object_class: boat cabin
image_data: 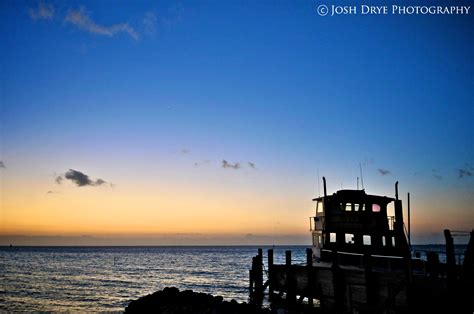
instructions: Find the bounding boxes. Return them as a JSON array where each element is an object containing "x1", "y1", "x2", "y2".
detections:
[{"x1": 310, "y1": 178, "x2": 410, "y2": 265}]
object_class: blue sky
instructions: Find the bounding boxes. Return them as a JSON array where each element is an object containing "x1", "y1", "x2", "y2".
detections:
[{"x1": 1, "y1": 0, "x2": 473, "y2": 244}]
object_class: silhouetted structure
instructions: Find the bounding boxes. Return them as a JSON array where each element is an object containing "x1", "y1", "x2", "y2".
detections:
[{"x1": 250, "y1": 178, "x2": 474, "y2": 313}]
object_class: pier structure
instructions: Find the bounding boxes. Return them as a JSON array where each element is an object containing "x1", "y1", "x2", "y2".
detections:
[{"x1": 249, "y1": 178, "x2": 474, "y2": 313}]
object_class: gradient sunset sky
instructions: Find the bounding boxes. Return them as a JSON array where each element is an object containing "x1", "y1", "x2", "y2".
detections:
[{"x1": 1, "y1": 0, "x2": 473, "y2": 245}]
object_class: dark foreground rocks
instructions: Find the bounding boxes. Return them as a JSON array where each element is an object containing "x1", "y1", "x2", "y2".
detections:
[{"x1": 125, "y1": 287, "x2": 272, "y2": 314}]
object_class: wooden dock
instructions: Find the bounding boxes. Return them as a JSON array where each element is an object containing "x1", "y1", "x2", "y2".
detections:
[{"x1": 249, "y1": 248, "x2": 422, "y2": 313}]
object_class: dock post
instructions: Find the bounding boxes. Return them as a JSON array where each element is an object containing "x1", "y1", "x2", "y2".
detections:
[
  {"x1": 332, "y1": 249, "x2": 345, "y2": 313},
  {"x1": 268, "y1": 249, "x2": 274, "y2": 299},
  {"x1": 444, "y1": 230, "x2": 456, "y2": 288},
  {"x1": 255, "y1": 250, "x2": 263, "y2": 302},
  {"x1": 306, "y1": 248, "x2": 314, "y2": 306},
  {"x1": 286, "y1": 250, "x2": 295, "y2": 307},
  {"x1": 249, "y1": 257, "x2": 255, "y2": 295}
]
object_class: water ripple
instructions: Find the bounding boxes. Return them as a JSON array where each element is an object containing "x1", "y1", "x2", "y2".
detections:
[{"x1": 0, "y1": 246, "x2": 308, "y2": 311}]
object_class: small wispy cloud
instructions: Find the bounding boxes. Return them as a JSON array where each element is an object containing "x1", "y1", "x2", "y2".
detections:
[
  {"x1": 378, "y1": 168, "x2": 391, "y2": 176},
  {"x1": 181, "y1": 149, "x2": 190, "y2": 154},
  {"x1": 221, "y1": 160, "x2": 257, "y2": 170},
  {"x1": 28, "y1": 1, "x2": 54, "y2": 20},
  {"x1": 0, "y1": 161, "x2": 5, "y2": 169},
  {"x1": 143, "y1": 11, "x2": 157, "y2": 35},
  {"x1": 222, "y1": 160, "x2": 241, "y2": 170},
  {"x1": 55, "y1": 169, "x2": 112, "y2": 187},
  {"x1": 55, "y1": 175, "x2": 63, "y2": 184},
  {"x1": 458, "y1": 168, "x2": 473, "y2": 179},
  {"x1": 46, "y1": 190, "x2": 61, "y2": 195},
  {"x1": 194, "y1": 160, "x2": 211, "y2": 167},
  {"x1": 65, "y1": 7, "x2": 139, "y2": 41}
]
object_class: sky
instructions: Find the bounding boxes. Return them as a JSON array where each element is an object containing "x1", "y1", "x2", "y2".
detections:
[{"x1": 0, "y1": 0, "x2": 473, "y2": 245}]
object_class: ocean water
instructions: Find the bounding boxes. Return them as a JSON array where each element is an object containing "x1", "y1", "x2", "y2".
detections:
[
  {"x1": 0, "y1": 245, "x2": 467, "y2": 312},
  {"x1": 0, "y1": 246, "x2": 309, "y2": 312}
]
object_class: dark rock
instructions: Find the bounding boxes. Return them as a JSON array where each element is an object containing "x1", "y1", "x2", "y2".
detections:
[{"x1": 125, "y1": 287, "x2": 272, "y2": 314}]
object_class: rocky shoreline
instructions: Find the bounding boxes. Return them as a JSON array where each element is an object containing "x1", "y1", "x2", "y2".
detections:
[{"x1": 125, "y1": 287, "x2": 272, "y2": 314}]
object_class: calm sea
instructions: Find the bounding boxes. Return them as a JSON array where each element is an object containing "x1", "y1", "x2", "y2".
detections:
[
  {"x1": 0, "y1": 245, "x2": 466, "y2": 312},
  {"x1": 0, "y1": 246, "x2": 308, "y2": 312}
]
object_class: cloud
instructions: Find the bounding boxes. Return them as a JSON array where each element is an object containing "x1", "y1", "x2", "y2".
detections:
[
  {"x1": 46, "y1": 190, "x2": 60, "y2": 195},
  {"x1": 55, "y1": 169, "x2": 111, "y2": 187},
  {"x1": 220, "y1": 160, "x2": 257, "y2": 170},
  {"x1": 377, "y1": 168, "x2": 391, "y2": 176},
  {"x1": 458, "y1": 168, "x2": 473, "y2": 178},
  {"x1": 194, "y1": 160, "x2": 211, "y2": 167},
  {"x1": 65, "y1": 7, "x2": 139, "y2": 41},
  {"x1": 0, "y1": 161, "x2": 5, "y2": 169},
  {"x1": 55, "y1": 176, "x2": 63, "y2": 184},
  {"x1": 143, "y1": 11, "x2": 157, "y2": 35},
  {"x1": 181, "y1": 149, "x2": 190, "y2": 154},
  {"x1": 222, "y1": 160, "x2": 241, "y2": 170},
  {"x1": 28, "y1": 1, "x2": 54, "y2": 20}
]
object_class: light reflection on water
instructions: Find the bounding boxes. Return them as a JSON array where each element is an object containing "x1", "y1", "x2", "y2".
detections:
[{"x1": 0, "y1": 246, "x2": 308, "y2": 312}]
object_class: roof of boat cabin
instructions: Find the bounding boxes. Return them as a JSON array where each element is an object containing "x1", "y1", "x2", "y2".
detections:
[{"x1": 312, "y1": 189, "x2": 395, "y2": 204}]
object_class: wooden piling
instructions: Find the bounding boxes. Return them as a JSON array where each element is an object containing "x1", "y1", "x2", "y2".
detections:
[
  {"x1": 444, "y1": 230, "x2": 456, "y2": 289},
  {"x1": 268, "y1": 249, "x2": 274, "y2": 299},
  {"x1": 249, "y1": 258, "x2": 254, "y2": 295},
  {"x1": 255, "y1": 251, "x2": 263, "y2": 301},
  {"x1": 306, "y1": 248, "x2": 314, "y2": 306},
  {"x1": 286, "y1": 250, "x2": 295, "y2": 306}
]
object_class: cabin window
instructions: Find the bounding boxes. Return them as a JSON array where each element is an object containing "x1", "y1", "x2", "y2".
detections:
[
  {"x1": 382, "y1": 236, "x2": 386, "y2": 246},
  {"x1": 363, "y1": 235, "x2": 371, "y2": 245},
  {"x1": 392, "y1": 237, "x2": 396, "y2": 247},
  {"x1": 345, "y1": 204, "x2": 352, "y2": 211},
  {"x1": 329, "y1": 232, "x2": 336, "y2": 243},
  {"x1": 354, "y1": 204, "x2": 362, "y2": 211},
  {"x1": 387, "y1": 201, "x2": 394, "y2": 217},
  {"x1": 372, "y1": 204, "x2": 381, "y2": 212},
  {"x1": 345, "y1": 233, "x2": 354, "y2": 244},
  {"x1": 316, "y1": 201, "x2": 323, "y2": 213}
]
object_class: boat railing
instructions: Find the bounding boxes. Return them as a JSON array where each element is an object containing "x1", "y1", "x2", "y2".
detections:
[
  {"x1": 320, "y1": 248, "x2": 405, "y2": 271},
  {"x1": 411, "y1": 249, "x2": 464, "y2": 265}
]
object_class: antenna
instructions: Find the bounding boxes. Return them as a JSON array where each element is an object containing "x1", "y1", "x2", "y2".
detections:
[
  {"x1": 408, "y1": 192, "x2": 411, "y2": 247},
  {"x1": 359, "y1": 163, "x2": 365, "y2": 189},
  {"x1": 322, "y1": 177, "x2": 327, "y2": 197}
]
